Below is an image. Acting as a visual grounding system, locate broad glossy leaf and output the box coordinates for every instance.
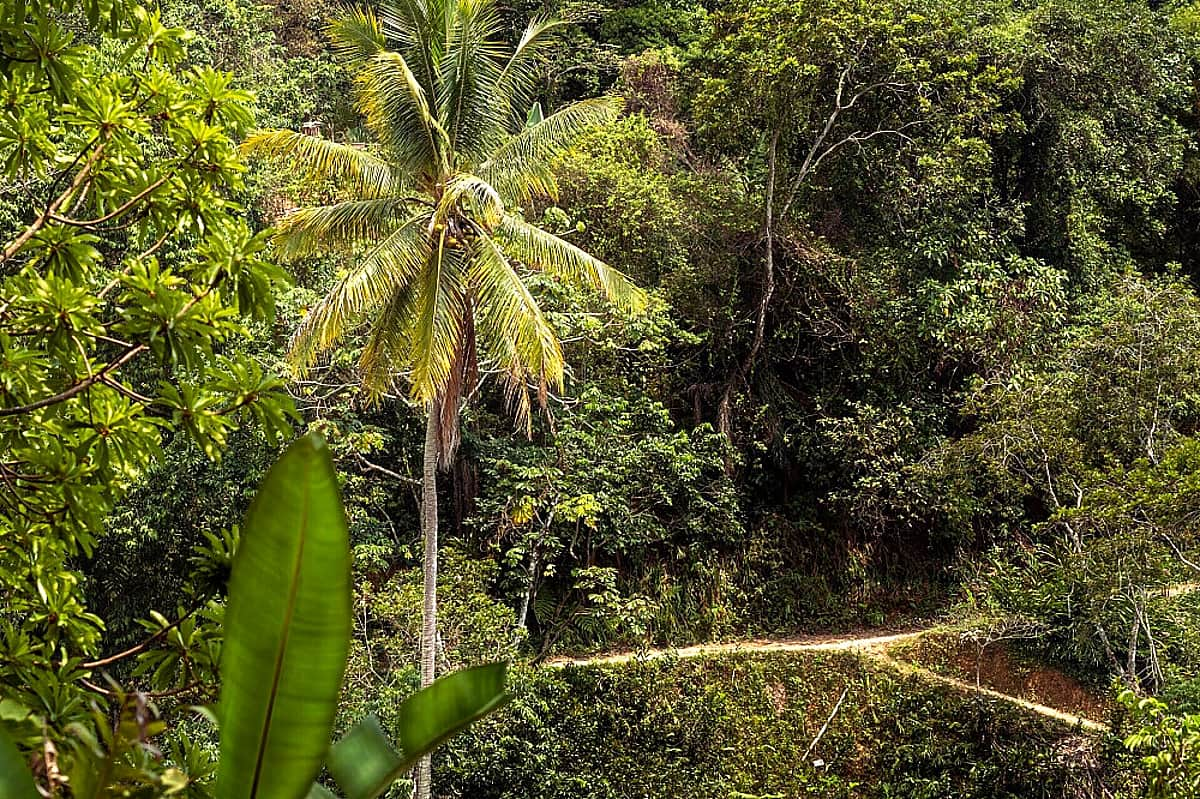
[396,663,510,764]
[216,435,351,799]
[0,725,37,799]
[325,716,403,799]
[323,664,509,799]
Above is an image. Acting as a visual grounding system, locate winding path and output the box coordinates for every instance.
[548,629,927,666]
[547,626,1108,732]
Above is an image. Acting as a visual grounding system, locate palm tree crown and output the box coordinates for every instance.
[244,0,646,460]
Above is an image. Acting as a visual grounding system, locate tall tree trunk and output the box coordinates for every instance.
[517,545,540,631]
[1125,604,1141,693]
[415,401,440,799]
[746,128,780,388]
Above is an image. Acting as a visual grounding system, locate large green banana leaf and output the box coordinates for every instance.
[0,726,37,799]
[216,434,351,799]
[324,663,510,799]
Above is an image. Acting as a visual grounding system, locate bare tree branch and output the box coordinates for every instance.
[357,454,422,487]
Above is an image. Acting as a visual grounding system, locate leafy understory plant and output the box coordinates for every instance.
[0,435,509,798]
[1122,690,1200,799]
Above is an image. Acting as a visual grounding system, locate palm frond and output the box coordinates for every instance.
[503,16,567,80]
[407,229,468,403]
[381,0,443,103]
[289,211,432,370]
[497,15,567,121]
[469,223,564,398]
[328,5,386,63]
[480,97,621,204]
[359,280,420,397]
[275,197,414,261]
[241,130,400,197]
[375,1,416,49]
[437,0,508,163]
[358,50,450,175]
[498,215,647,314]
[437,173,503,229]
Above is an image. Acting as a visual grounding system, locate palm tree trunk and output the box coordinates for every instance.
[415,400,440,799]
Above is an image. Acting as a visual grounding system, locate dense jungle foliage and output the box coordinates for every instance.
[9,0,1200,795]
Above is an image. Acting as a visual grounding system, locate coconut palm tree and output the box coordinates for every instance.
[243,2,644,796]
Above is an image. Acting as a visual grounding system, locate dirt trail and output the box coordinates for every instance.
[547,629,927,667]
[875,654,1107,731]
[546,626,1108,732]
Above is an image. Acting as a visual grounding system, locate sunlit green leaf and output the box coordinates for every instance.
[396,663,510,765]
[323,664,509,799]
[215,434,352,799]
